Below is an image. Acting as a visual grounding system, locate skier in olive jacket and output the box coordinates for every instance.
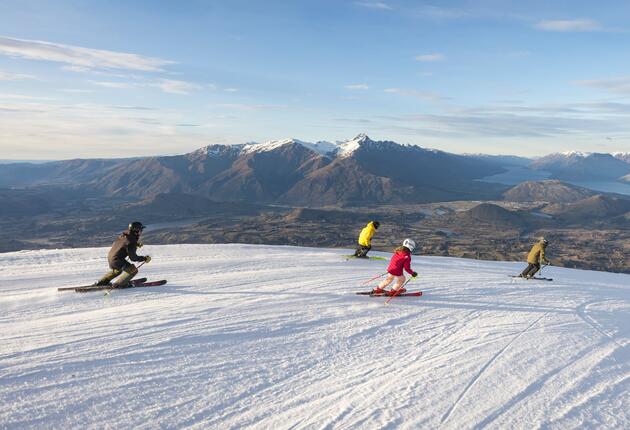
[354,220,380,258]
[519,237,550,279]
[94,221,151,287]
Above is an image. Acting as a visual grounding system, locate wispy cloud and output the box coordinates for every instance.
[415,53,445,62]
[87,78,203,94]
[214,103,287,111]
[384,88,445,102]
[224,88,239,92]
[0,70,35,80]
[534,19,601,32]
[380,101,630,139]
[573,76,630,96]
[89,80,134,89]
[0,36,175,72]
[354,1,392,10]
[0,93,53,100]
[345,84,370,90]
[154,79,203,95]
[410,5,469,20]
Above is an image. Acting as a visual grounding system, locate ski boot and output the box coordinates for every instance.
[371,287,388,294]
[387,288,406,295]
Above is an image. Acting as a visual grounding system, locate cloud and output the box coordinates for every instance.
[224,88,239,92]
[0,36,174,72]
[379,101,630,139]
[345,84,370,90]
[410,5,468,20]
[0,93,53,101]
[214,103,287,111]
[354,1,392,10]
[60,88,95,93]
[89,80,134,89]
[0,70,35,80]
[384,88,445,102]
[415,53,445,62]
[154,79,203,95]
[573,76,630,96]
[534,19,601,32]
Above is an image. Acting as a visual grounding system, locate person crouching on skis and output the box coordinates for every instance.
[94,221,151,287]
[354,220,380,258]
[519,237,550,279]
[372,239,418,295]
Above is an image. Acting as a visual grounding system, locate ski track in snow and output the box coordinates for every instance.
[0,244,629,430]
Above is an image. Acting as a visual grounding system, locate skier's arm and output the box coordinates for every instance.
[404,256,414,276]
[126,240,146,262]
[540,247,549,264]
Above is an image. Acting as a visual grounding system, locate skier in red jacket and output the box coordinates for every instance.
[372,238,418,295]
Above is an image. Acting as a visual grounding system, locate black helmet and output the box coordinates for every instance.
[539,237,548,246]
[373,221,380,229]
[129,221,145,233]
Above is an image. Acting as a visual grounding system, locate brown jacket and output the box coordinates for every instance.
[108,230,145,269]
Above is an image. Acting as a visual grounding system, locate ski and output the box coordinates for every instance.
[356,290,422,297]
[344,255,387,261]
[510,276,553,282]
[74,280,167,293]
[58,277,148,292]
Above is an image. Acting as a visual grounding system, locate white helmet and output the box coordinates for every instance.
[403,238,416,252]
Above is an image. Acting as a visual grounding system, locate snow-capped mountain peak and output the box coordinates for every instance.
[336,133,376,157]
[559,150,592,158]
[240,138,337,157]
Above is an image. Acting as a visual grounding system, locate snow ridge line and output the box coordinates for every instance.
[576,300,627,348]
[440,311,551,425]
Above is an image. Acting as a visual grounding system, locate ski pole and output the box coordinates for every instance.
[104,261,146,296]
[540,263,548,276]
[361,272,388,286]
[384,277,414,305]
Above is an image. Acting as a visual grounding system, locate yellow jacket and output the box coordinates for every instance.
[527,243,548,264]
[358,222,377,246]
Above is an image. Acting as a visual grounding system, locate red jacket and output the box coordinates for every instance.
[387,249,413,276]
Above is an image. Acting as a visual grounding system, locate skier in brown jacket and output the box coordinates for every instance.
[519,237,550,279]
[94,221,151,287]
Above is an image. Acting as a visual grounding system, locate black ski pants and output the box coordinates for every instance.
[354,245,371,258]
[520,263,540,278]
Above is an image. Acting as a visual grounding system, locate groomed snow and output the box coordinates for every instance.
[1,244,628,429]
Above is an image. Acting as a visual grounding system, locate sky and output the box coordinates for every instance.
[1,0,630,159]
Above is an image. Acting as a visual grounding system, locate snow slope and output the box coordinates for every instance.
[1,244,628,430]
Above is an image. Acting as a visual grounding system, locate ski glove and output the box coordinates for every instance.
[144,255,152,263]
[411,271,418,277]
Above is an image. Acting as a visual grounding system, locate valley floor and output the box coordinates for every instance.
[0,244,628,429]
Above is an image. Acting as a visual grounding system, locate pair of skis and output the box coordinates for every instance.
[58,278,167,293]
[355,290,423,297]
[510,276,553,282]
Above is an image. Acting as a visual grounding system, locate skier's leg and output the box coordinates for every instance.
[354,245,362,257]
[391,275,406,291]
[113,262,138,287]
[375,274,395,292]
[362,245,371,257]
[95,268,121,286]
[528,263,541,278]
[520,264,534,278]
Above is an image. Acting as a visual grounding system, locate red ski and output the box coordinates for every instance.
[356,290,422,297]
[74,280,167,293]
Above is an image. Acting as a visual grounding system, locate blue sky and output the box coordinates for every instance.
[1,0,630,159]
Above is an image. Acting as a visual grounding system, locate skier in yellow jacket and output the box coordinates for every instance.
[519,237,550,278]
[354,221,380,258]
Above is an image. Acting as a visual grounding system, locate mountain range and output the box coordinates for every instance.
[0,134,508,205]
